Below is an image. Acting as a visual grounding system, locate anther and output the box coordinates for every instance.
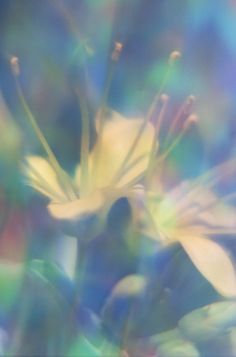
[10,56,20,76]
[183,95,196,114]
[160,94,169,103]
[111,42,123,61]
[168,50,181,65]
[183,113,198,130]
[187,95,196,103]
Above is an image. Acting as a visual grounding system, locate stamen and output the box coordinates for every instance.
[10,56,20,76]
[91,42,123,180]
[158,113,198,163]
[153,50,182,108]
[156,94,169,136]
[111,50,181,187]
[11,57,77,201]
[75,86,90,196]
[145,94,169,183]
[164,95,196,147]
[111,42,123,62]
[168,50,182,65]
[96,41,123,132]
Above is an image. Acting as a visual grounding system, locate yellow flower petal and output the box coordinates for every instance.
[25,156,68,202]
[179,235,236,297]
[76,110,155,191]
[48,190,104,220]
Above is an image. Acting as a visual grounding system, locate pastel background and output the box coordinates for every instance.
[0,1,235,355]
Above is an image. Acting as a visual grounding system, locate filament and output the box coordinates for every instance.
[12,61,77,200]
[145,94,169,183]
[164,95,195,147]
[158,114,198,164]
[92,43,123,180]
[112,51,181,186]
[76,86,90,196]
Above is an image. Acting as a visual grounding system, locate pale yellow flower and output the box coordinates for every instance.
[122,92,236,298]
[135,165,236,297]
[24,109,155,237]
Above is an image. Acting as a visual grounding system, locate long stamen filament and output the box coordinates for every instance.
[11,58,76,200]
[95,42,123,132]
[76,87,90,196]
[157,114,198,164]
[145,94,169,182]
[164,95,195,148]
[111,51,181,186]
[91,42,123,179]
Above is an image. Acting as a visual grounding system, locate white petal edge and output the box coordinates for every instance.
[24,156,67,201]
[48,190,104,220]
[179,235,236,297]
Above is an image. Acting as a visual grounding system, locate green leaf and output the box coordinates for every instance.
[179,301,236,342]
[149,328,199,357]
[0,260,23,312]
[157,338,199,357]
[68,335,101,357]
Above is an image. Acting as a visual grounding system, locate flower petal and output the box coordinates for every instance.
[76,110,155,190]
[24,156,68,202]
[48,190,104,220]
[179,235,236,297]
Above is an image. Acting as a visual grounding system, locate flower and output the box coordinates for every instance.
[133,160,236,297]
[126,93,236,297]
[24,109,155,239]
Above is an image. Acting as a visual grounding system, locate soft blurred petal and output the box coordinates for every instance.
[179,235,236,297]
[25,156,68,201]
[48,190,104,220]
[76,110,155,190]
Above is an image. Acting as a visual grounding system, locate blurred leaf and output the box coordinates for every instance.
[101,274,148,340]
[28,259,75,303]
[68,334,101,357]
[156,337,199,357]
[0,260,23,313]
[101,274,177,340]
[9,261,76,356]
[150,328,182,345]
[100,341,123,357]
[149,328,199,357]
[179,301,236,342]
[77,306,103,348]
